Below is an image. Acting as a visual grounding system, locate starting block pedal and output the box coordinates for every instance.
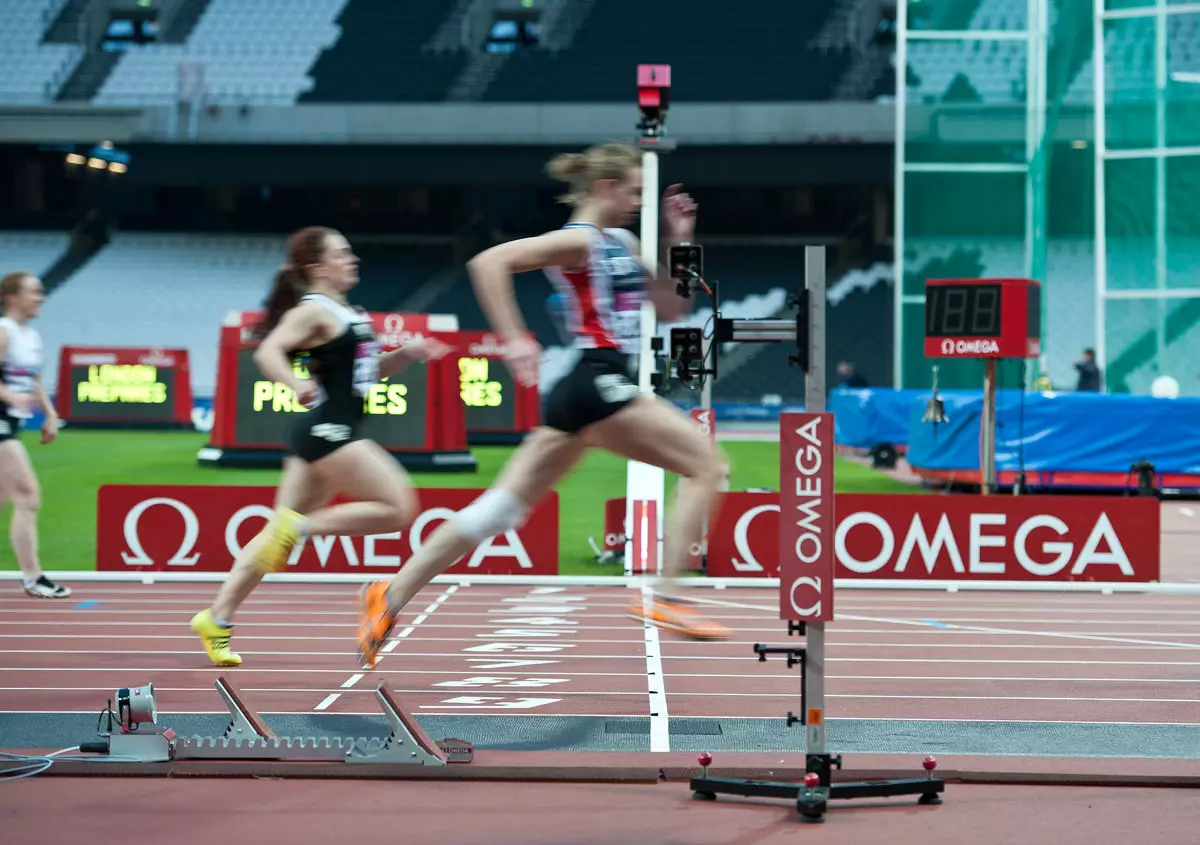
[346,683,469,766]
[100,676,472,767]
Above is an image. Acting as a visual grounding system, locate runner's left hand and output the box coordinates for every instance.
[41,415,59,445]
[662,184,698,241]
[415,337,456,362]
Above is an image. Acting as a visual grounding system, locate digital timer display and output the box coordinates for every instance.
[923,278,1041,360]
[925,283,1002,338]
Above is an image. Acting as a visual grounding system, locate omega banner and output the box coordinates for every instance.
[708,491,1161,584]
[96,485,558,574]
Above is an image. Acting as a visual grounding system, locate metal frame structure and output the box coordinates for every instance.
[689,248,946,821]
[893,0,1049,388]
[1093,0,1200,383]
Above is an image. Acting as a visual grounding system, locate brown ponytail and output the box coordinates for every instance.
[253,226,335,340]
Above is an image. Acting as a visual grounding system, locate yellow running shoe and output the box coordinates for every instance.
[251,508,305,574]
[357,581,396,670]
[190,608,242,667]
[628,594,732,640]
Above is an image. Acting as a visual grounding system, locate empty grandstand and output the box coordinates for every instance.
[0,0,84,103]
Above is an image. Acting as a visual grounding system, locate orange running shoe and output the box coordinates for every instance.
[357,581,396,669]
[628,594,731,640]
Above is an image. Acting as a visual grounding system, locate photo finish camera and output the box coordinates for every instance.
[669,243,703,299]
[637,64,671,141]
[670,326,707,386]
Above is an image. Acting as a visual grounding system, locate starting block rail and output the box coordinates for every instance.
[100,676,473,767]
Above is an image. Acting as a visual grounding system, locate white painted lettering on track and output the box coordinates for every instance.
[419,586,581,711]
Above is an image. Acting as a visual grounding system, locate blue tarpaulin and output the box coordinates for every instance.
[829,388,917,450]
[906,390,1200,474]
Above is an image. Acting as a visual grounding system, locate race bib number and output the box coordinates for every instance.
[353,338,381,397]
[611,292,643,344]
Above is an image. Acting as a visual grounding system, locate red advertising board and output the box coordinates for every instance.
[603,497,626,553]
[96,485,558,575]
[778,412,836,622]
[708,491,1161,583]
[55,346,193,427]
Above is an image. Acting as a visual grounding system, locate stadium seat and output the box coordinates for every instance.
[0,230,71,278]
[0,0,84,104]
[34,233,285,395]
[94,0,349,106]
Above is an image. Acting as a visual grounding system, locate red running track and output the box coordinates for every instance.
[0,583,1197,724]
[4,776,1199,845]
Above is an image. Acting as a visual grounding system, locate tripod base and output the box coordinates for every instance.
[690,775,945,822]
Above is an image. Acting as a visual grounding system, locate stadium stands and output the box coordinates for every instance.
[302,0,465,102]
[899,0,1200,105]
[94,0,349,106]
[28,234,460,396]
[0,230,71,279]
[483,0,850,102]
[21,228,1198,402]
[1064,16,1200,105]
[33,233,283,395]
[0,0,84,104]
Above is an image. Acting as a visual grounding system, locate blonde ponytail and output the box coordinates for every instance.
[546,141,642,206]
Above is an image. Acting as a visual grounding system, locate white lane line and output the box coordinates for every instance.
[840,614,1200,650]
[314,584,458,711]
[382,626,416,653]
[640,584,669,752]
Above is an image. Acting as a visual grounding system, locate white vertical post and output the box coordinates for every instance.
[1093,0,1108,380]
[892,0,909,389]
[625,148,666,576]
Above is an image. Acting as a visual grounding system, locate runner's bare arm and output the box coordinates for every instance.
[253,302,326,390]
[467,228,592,341]
[31,374,55,420]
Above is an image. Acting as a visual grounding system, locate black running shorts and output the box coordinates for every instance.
[0,409,19,444]
[541,348,642,434]
[287,408,363,463]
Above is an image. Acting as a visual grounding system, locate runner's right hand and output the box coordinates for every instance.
[503,335,541,388]
[293,379,320,408]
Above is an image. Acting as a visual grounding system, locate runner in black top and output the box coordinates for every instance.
[191,226,452,667]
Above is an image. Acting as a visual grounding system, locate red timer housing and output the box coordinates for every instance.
[924,277,1041,359]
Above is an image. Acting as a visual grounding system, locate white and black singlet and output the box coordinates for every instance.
[287,293,381,462]
[540,222,649,433]
[0,316,42,442]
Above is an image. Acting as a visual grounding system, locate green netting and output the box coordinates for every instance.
[897,0,1200,395]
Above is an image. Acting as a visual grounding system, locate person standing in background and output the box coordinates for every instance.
[1075,348,1101,392]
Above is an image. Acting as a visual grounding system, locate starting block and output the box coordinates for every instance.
[100,676,472,767]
